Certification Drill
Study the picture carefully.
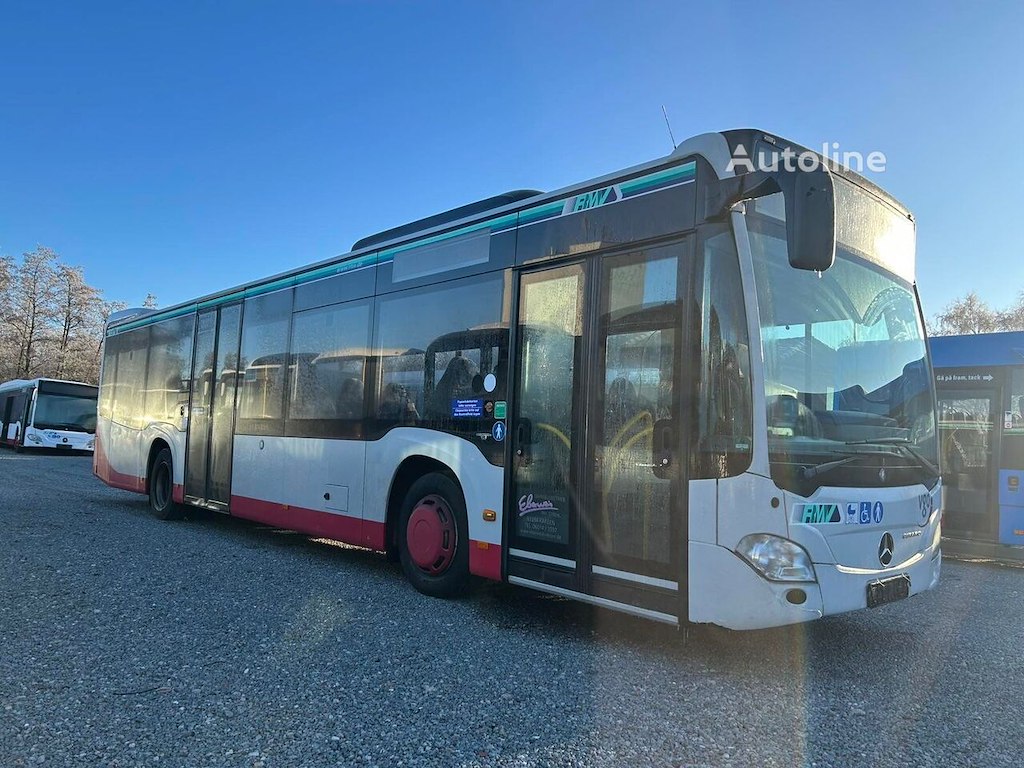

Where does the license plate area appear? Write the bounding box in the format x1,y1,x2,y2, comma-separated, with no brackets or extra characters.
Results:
867,574,910,608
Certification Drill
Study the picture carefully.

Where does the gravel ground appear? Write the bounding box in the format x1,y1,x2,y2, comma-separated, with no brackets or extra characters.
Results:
1,451,1021,768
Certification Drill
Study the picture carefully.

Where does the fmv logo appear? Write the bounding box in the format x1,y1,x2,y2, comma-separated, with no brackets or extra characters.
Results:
569,185,619,212
798,503,842,524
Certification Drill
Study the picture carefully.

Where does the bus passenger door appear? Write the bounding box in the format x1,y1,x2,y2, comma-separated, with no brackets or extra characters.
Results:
1,396,13,444
185,304,242,510
588,246,685,619
940,389,998,538
507,264,586,591
507,244,688,623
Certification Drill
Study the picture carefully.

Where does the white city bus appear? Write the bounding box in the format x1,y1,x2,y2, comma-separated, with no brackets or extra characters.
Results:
0,378,98,452
95,129,941,630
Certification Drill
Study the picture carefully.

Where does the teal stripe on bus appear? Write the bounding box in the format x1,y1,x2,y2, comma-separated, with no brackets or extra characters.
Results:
517,201,564,225
106,304,199,336
619,162,695,196
198,291,244,308
109,252,381,334
378,213,518,261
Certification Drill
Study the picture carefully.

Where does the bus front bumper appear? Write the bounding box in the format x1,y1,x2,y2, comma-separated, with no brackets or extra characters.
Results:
688,540,941,631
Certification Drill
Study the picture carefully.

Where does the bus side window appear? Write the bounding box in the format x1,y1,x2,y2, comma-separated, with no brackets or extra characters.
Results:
428,352,479,419
492,358,508,395
378,381,419,422
336,375,364,419
285,299,372,434
695,229,753,479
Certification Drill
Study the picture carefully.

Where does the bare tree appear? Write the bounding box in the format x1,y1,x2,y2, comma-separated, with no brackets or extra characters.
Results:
0,247,140,385
52,264,101,379
997,291,1024,332
932,290,1024,336
932,292,1000,336
0,255,12,298
8,246,59,377
143,293,158,309
0,255,16,380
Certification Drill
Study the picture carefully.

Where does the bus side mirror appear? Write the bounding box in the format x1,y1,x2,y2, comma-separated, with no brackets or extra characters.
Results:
780,164,836,272
704,163,836,272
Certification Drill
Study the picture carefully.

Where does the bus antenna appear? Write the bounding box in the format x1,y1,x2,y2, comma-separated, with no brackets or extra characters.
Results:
661,105,677,150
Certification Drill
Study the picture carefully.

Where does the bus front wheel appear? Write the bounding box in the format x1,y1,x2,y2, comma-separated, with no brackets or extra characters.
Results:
149,447,183,521
398,472,470,598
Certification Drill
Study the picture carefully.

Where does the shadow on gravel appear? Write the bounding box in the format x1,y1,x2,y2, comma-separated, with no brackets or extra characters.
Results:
0,447,93,457
161,504,402,580
469,577,934,672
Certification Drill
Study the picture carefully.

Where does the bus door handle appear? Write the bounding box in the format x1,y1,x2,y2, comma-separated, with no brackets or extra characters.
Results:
515,418,532,460
652,418,674,478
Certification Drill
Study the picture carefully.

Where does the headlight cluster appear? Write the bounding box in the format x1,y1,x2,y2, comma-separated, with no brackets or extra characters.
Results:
736,534,816,582
27,434,43,444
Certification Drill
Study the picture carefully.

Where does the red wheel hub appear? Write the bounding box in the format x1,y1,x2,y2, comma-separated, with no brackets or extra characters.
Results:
407,495,456,574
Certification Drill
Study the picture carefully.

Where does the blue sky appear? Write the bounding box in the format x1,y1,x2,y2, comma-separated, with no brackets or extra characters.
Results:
2,1,1021,319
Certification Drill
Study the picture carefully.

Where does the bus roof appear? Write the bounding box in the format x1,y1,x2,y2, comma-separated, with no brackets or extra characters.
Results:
352,190,542,252
0,377,99,392
930,331,1024,369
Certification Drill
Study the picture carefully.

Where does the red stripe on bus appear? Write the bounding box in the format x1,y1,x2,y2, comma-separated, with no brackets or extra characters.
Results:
93,437,145,494
172,484,184,504
469,540,502,581
230,495,387,551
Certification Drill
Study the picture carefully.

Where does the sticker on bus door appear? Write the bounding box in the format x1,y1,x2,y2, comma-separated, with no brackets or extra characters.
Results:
516,491,569,545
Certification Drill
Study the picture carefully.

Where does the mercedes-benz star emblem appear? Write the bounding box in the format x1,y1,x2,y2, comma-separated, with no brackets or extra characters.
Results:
878,532,895,567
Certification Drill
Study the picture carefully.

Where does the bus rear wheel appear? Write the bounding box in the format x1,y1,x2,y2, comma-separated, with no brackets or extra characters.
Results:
398,473,470,598
149,447,183,521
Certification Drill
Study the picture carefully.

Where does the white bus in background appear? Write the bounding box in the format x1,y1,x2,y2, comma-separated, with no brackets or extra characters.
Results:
95,129,942,630
0,378,98,452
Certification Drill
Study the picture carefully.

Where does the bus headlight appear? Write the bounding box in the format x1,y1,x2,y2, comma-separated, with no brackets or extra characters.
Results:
736,534,816,582
27,434,43,444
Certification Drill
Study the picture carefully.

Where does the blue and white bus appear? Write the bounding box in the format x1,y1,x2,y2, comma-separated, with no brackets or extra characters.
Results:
95,129,941,630
0,378,98,452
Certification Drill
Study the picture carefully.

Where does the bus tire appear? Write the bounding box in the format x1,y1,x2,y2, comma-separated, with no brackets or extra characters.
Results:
149,447,183,521
398,472,470,598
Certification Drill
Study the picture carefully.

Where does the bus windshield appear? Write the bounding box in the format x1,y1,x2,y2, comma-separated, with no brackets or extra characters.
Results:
33,393,98,433
747,189,937,492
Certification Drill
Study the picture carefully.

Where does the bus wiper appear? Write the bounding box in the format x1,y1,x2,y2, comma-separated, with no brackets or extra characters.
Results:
844,437,939,477
802,454,860,479
37,422,87,432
